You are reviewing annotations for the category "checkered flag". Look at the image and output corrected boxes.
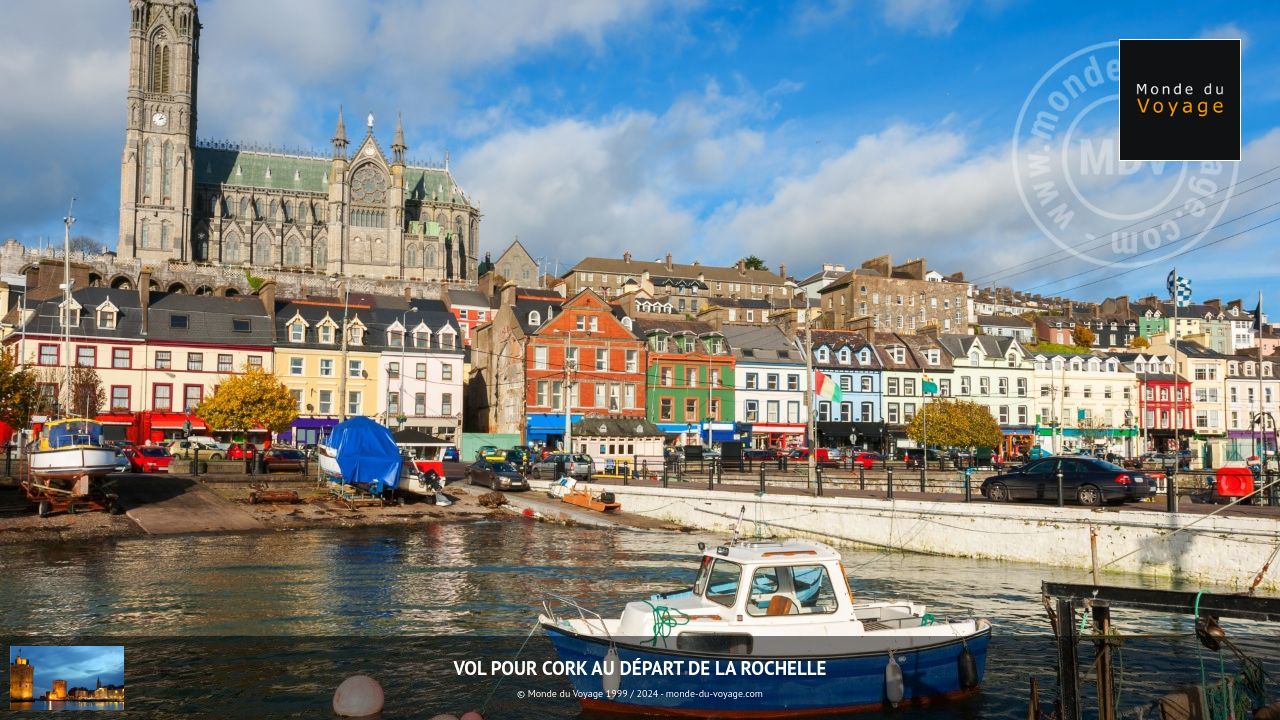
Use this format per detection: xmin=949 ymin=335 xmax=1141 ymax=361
xmin=1166 ymin=270 xmax=1192 ymax=308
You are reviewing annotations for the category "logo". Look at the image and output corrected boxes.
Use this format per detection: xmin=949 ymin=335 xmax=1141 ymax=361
xmin=1013 ymin=42 xmax=1239 ymax=269
xmin=1119 ymin=39 xmax=1241 ymax=161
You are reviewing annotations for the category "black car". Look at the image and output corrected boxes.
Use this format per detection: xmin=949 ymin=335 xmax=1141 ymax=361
xmin=465 ymin=460 xmax=530 ymax=491
xmin=981 ymin=456 xmax=1158 ymax=506
xmin=743 ymin=448 xmax=779 ymax=462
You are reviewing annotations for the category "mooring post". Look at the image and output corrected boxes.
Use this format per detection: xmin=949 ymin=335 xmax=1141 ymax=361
xmin=1094 ymin=604 xmax=1115 ymax=720
xmin=1055 ymin=597 xmax=1081 ymax=720
xmin=858 ymin=465 xmax=865 ymax=490
xmin=919 ymin=465 xmax=926 ymax=493
xmin=1057 ymin=466 xmax=1065 ymax=508
xmin=759 ymin=465 xmax=766 ymax=495
xmin=816 ymin=466 xmax=824 ymax=497
xmin=193 ymin=445 xmax=200 ymax=477
xmin=707 ymin=460 xmax=715 ymax=491
xmin=1166 ymin=468 xmax=1177 ymax=513
xmin=886 ymin=467 xmax=894 ymax=500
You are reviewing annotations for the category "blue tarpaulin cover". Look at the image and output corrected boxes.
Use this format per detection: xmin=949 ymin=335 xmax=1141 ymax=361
xmin=326 ymin=416 xmax=402 ymax=494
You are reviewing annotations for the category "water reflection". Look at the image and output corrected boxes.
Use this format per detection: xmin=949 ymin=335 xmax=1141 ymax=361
xmin=1 ymin=521 xmax=1275 ymax=719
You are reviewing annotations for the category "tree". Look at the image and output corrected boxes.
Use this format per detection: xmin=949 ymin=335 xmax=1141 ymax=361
xmin=906 ymin=399 xmax=1002 ymax=451
xmin=1128 ymin=335 xmax=1150 ymax=349
xmin=69 ymin=235 xmax=108 ymax=255
xmin=0 ymin=349 xmax=39 ymax=429
xmin=69 ymin=365 xmax=105 ymax=418
xmin=1071 ymin=324 xmax=1096 ymax=348
xmin=741 ymin=255 xmax=768 ymax=271
xmin=194 ymin=366 xmax=298 ymax=435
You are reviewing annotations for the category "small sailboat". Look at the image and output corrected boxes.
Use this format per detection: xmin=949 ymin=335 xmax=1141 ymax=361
xmin=29 ymin=419 xmax=120 ymax=480
xmin=539 ymin=538 xmax=991 ymax=717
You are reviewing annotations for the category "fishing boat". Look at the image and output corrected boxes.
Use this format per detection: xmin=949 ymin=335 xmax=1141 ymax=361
xmin=318 ymin=416 xmax=402 ymax=504
xmin=29 ymin=419 xmax=120 ymax=480
xmin=539 ymin=538 xmax=991 ymax=717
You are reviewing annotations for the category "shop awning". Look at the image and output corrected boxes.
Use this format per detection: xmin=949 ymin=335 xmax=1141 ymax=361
xmin=147 ymin=413 xmax=209 ymax=430
xmin=750 ymin=423 xmax=805 ymax=435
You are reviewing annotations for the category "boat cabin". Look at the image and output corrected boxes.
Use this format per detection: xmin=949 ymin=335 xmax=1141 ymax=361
xmin=693 ymin=540 xmax=848 ymax=617
xmin=38 ymin=419 xmax=104 ymax=450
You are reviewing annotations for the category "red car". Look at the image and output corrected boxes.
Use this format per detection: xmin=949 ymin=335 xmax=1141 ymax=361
xmin=850 ymin=451 xmax=879 ymax=470
xmin=126 ymin=445 xmax=174 ymax=473
xmin=788 ymin=447 xmax=843 ymax=468
xmin=227 ymin=443 xmax=258 ymax=460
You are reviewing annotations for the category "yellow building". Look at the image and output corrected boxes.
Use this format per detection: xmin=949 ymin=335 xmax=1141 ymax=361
xmin=50 ymin=680 xmax=67 ymax=700
xmin=274 ymin=299 xmax=381 ymax=444
xmin=9 ymin=653 xmax=34 ymax=701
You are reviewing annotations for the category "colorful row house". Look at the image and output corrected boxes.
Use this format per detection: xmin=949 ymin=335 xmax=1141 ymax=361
xmin=638 ymin=319 xmax=737 ymax=445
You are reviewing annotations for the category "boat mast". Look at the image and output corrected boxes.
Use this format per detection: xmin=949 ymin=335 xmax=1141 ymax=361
xmin=62 ymin=198 xmax=75 ymax=418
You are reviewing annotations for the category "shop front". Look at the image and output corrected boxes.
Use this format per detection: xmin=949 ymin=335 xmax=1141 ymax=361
xmin=815 ymin=421 xmax=885 ymax=452
xmin=1000 ymin=426 xmax=1036 ymax=459
xmin=281 ymin=418 xmax=338 ymax=447
xmin=748 ymin=422 xmax=806 ymax=450
xmin=525 ymin=413 xmax=583 ymax=449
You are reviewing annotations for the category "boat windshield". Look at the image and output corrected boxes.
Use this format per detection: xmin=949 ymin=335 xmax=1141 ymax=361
xmin=745 ymin=564 xmax=838 ymax=616
xmin=46 ymin=421 xmax=102 ymax=448
xmin=696 ymin=559 xmax=742 ymax=608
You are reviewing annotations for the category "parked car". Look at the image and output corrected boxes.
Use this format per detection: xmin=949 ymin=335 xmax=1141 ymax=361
xmin=226 ymin=443 xmax=260 ymax=461
xmin=465 ymin=460 xmax=530 ymax=491
xmin=188 ymin=435 xmax=229 ymax=453
xmin=260 ymin=448 xmax=306 ymax=473
xmin=850 ymin=451 xmax=879 ymax=470
xmin=980 ymin=456 xmax=1159 ymax=506
xmin=505 ymin=448 xmax=532 ymax=469
xmin=476 ymin=445 xmax=506 ymax=462
xmin=1026 ymin=446 xmax=1052 ymax=461
xmin=443 ymin=447 xmax=460 ymax=462
xmin=125 ymin=445 xmax=174 ymax=473
xmin=742 ymin=448 xmax=779 ymax=462
xmin=167 ymin=439 xmax=226 ymax=461
xmin=112 ymin=448 xmax=130 ymax=473
xmin=531 ymin=453 xmax=595 ymax=480
xmin=902 ymin=448 xmax=942 ymax=468
xmin=787 ymin=447 xmax=842 ymax=467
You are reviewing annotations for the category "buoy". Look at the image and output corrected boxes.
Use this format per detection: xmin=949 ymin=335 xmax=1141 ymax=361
xmin=522 ymin=508 xmax=535 ymax=518
xmin=958 ymin=646 xmax=979 ymax=689
xmin=602 ymin=647 xmax=622 ymax=698
xmin=460 ymin=713 xmax=485 ymax=720
xmin=884 ymin=655 xmax=904 ymax=707
xmin=332 ymin=675 xmax=384 ymax=717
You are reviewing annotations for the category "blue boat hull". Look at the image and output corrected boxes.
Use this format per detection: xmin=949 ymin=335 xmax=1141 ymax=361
xmin=543 ymin=624 xmax=990 ymax=717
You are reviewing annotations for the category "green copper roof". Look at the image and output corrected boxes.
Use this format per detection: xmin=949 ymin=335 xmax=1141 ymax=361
xmin=195 ymin=147 xmax=330 ymax=194
xmin=402 ymin=166 xmax=461 ymax=203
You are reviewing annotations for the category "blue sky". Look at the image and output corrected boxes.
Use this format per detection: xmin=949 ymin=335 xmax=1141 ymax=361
xmin=9 ymin=646 xmax=125 ymax=693
xmin=1 ymin=0 xmax=1278 ymax=306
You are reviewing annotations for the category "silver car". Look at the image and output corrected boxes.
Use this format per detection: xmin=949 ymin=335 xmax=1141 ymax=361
xmin=531 ymin=453 xmax=594 ymax=480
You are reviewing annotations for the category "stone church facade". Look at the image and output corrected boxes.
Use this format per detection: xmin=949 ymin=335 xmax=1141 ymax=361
xmin=116 ymin=0 xmax=480 ymax=283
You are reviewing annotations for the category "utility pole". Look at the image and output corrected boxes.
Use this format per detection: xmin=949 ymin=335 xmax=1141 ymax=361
xmin=334 ymin=277 xmax=350 ymax=421
xmin=802 ymin=293 xmax=816 ymax=489
xmin=562 ymin=326 xmax=575 ymax=453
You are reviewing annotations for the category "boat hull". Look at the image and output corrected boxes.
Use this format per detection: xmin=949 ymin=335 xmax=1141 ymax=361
xmin=29 ymin=448 xmax=119 ymax=479
xmin=543 ymin=624 xmax=989 ymax=717
xmin=317 ymin=447 xmax=342 ymax=480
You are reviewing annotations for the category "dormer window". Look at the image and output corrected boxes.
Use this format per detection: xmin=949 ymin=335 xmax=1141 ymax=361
xmin=926 ymin=349 xmax=939 ymax=365
xmin=413 ymin=330 xmax=430 ymax=348
xmin=816 ymin=347 xmax=830 ymax=363
xmin=97 ymin=308 xmax=117 ymax=330
xmin=439 ymin=330 xmax=456 ymax=350
xmin=890 ymin=347 xmax=905 ymax=363
xmin=388 ymin=327 xmax=405 ymax=348
xmin=289 ymin=322 xmax=305 ymax=343
xmin=838 ymin=348 xmax=851 ymax=364
xmin=348 ymin=326 xmax=364 ymax=346
xmin=170 ymin=314 xmax=188 ymax=329
xmin=859 ymin=349 xmax=871 ymax=364
xmin=622 ymin=317 xmax=633 ymax=330
xmin=318 ymin=324 xmax=334 ymax=344
xmin=528 ymin=311 xmax=541 ymax=326
xmin=969 ymin=351 xmax=980 ymax=365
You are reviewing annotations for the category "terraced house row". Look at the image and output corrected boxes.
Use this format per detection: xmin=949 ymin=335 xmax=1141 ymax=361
xmin=2 ymin=274 xmax=465 ymax=446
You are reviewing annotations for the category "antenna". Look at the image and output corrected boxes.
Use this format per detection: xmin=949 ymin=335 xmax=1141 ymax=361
xmin=730 ymin=504 xmax=746 ymax=544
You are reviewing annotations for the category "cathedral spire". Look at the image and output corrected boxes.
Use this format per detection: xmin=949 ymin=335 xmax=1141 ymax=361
xmin=332 ymin=106 xmax=348 ymax=159
xmin=392 ymin=113 xmax=406 ymax=165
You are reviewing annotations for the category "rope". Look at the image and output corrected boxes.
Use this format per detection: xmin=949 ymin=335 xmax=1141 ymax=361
xmin=641 ymin=601 xmax=689 ymax=646
xmin=479 ymin=619 xmax=541 ymax=714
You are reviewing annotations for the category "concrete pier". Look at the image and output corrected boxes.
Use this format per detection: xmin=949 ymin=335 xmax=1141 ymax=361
xmin=114 ymin=475 xmax=264 ymax=535
xmin=529 ymin=481 xmax=1280 ymax=591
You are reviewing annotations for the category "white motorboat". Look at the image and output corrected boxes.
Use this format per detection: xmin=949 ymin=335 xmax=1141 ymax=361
xmin=29 ymin=419 xmax=120 ymax=480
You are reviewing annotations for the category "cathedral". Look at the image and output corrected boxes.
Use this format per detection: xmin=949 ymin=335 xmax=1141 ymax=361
xmin=116 ymin=0 xmax=480 ymax=283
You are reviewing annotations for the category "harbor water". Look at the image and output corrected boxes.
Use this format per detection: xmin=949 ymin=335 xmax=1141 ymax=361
xmin=3 ymin=519 xmax=1276 ymax=718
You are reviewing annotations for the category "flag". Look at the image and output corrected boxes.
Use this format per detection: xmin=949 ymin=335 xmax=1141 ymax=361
xmin=814 ymin=372 xmax=842 ymax=404
xmin=1253 ymin=293 xmax=1263 ymax=333
xmin=1166 ymin=270 xmax=1192 ymax=308
xmin=922 ymin=376 xmax=938 ymax=395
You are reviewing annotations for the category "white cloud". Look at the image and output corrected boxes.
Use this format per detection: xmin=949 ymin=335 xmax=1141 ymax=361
xmin=1199 ymin=22 xmax=1249 ymax=49
xmin=882 ymin=0 xmax=971 ymax=35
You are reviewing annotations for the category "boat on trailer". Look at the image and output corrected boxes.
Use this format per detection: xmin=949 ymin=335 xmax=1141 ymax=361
xmin=539 ymin=538 xmax=991 ymax=717
xmin=29 ymin=419 xmax=120 ymax=480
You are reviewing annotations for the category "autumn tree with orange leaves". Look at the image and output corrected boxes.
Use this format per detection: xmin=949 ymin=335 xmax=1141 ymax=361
xmin=194 ymin=366 xmax=297 ymax=435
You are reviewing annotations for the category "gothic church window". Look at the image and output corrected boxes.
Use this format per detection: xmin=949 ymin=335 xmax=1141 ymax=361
xmin=350 ymin=165 xmax=388 ymax=204
xmin=224 ymin=234 xmax=241 ymax=263
xmin=143 ymin=141 xmax=154 ymax=201
xmin=406 ymin=244 xmax=419 ymax=267
xmin=239 ymin=198 xmax=249 ymax=218
xmin=285 ymin=239 xmax=301 ymax=267
xmin=314 ymin=237 xmax=327 ymax=267
xmin=149 ymin=32 xmax=170 ymax=94
xmin=160 ymin=221 xmax=171 ymax=251
xmin=254 ymin=235 xmax=271 ymax=265
xmin=269 ymin=200 xmax=278 ymax=221
xmin=425 ymin=245 xmax=436 ymax=268
xmin=140 ymin=220 xmax=150 ymax=250
xmin=162 ymin=141 xmax=173 ymax=200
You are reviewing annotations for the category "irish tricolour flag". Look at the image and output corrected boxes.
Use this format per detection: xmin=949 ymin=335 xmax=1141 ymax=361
xmin=814 ymin=372 xmax=843 ymax=404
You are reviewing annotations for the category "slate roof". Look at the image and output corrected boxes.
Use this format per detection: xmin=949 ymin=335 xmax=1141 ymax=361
xmin=976 ymin=314 xmax=1033 ymax=329
xmin=632 ymin=318 xmax=720 ymax=337
xmin=147 ymin=293 xmax=273 ymax=346
xmin=808 ymin=330 xmax=882 ymax=369
xmin=871 ymin=332 xmax=953 ymax=371
xmin=703 ymin=296 xmax=773 ymax=309
xmin=720 ymin=325 xmax=802 ymax=365
xmin=1169 ymin=340 xmax=1229 ymax=359
xmin=276 ymin=295 xmax=460 ymax=353
xmin=571 ymin=415 xmax=665 ymax=438
xmin=937 ymin=333 xmax=1025 ymax=360
xmin=510 ymin=288 xmax=565 ymax=335
xmin=22 ymin=288 xmax=145 ymax=340
xmin=794 ymin=267 xmax=848 ymax=287
xmin=566 ymin=257 xmax=788 ymax=286
xmin=444 ymin=288 xmax=491 ymax=309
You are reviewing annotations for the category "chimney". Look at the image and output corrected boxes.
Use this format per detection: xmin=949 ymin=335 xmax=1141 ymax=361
xmin=861 ymin=255 xmax=891 ymax=278
xmin=137 ymin=268 xmax=151 ymax=336
xmin=778 ymin=262 xmax=786 ymax=279
xmin=665 ymin=253 xmax=673 ymax=270
xmin=255 ymin=280 xmax=277 ymax=342
xmin=893 ymin=258 xmax=926 ymax=281
xmin=1204 ymin=298 xmax=1221 ymax=311
xmin=500 ymin=281 xmax=518 ymax=308
xmin=623 ymin=251 xmax=632 ymax=264
xmin=736 ymin=259 xmax=746 ymax=275
xmin=404 ymin=286 xmax=413 ymax=301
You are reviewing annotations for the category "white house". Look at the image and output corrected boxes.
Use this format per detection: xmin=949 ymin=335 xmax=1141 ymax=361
xmin=720 ymin=325 xmax=808 ymax=450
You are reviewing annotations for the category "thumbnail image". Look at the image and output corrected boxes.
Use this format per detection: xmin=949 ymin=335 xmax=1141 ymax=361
xmin=9 ymin=646 xmax=124 ymax=711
